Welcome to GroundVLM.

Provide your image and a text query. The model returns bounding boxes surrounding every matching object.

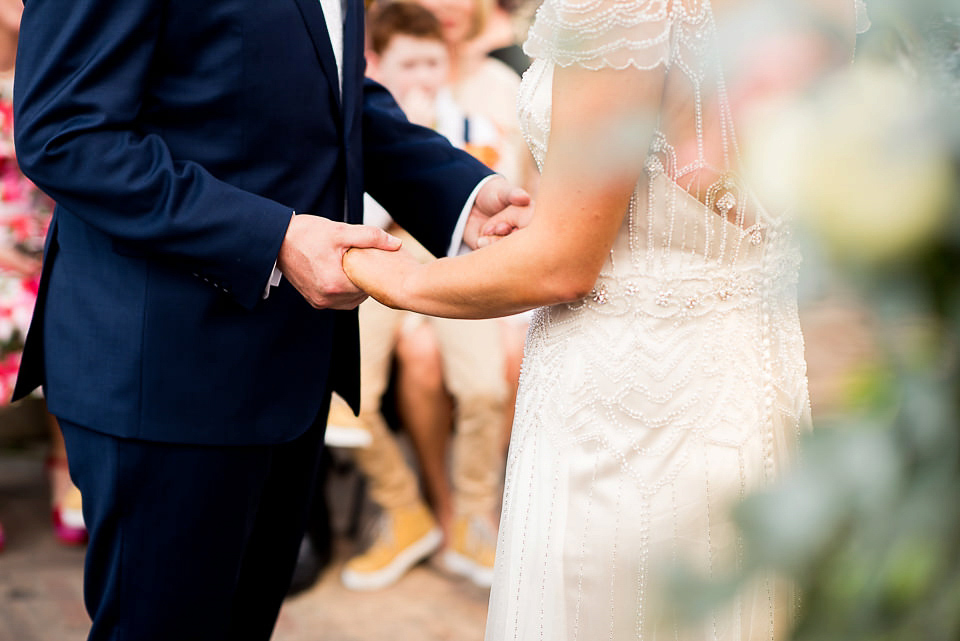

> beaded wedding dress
[485,1,870,640]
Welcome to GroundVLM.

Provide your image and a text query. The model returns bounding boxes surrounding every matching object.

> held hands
[344,176,533,310]
[277,214,401,309]
[342,177,533,312]
[342,244,420,310]
[463,175,532,249]
[283,176,531,310]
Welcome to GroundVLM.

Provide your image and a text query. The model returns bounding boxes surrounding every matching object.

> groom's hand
[277,215,401,309]
[463,176,532,250]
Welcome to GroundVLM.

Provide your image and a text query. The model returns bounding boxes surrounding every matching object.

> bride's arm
[344,63,666,319]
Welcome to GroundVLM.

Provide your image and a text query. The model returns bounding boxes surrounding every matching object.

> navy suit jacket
[12,0,493,445]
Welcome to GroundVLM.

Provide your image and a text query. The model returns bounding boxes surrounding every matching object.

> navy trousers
[59,401,330,641]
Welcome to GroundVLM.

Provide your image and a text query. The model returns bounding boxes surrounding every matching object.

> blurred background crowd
[1,0,959,639]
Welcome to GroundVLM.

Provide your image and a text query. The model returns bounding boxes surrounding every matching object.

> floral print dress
[0,75,53,402]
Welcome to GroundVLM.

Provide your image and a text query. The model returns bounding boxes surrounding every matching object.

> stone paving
[0,450,90,641]
[0,445,489,641]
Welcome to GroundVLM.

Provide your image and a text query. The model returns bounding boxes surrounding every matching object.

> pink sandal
[47,457,88,546]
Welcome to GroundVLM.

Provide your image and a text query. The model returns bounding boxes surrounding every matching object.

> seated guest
[334,2,509,591]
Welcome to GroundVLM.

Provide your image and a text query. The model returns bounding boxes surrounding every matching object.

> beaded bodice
[509,0,875,465]
[519,0,868,305]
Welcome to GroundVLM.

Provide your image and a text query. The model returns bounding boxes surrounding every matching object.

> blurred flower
[745,62,952,262]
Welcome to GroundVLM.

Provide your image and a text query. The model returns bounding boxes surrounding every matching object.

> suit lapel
[341,0,361,131]
[341,0,364,225]
[291,0,342,110]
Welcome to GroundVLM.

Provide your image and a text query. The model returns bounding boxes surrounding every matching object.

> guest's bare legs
[395,316,508,588]
[349,300,422,512]
[47,412,73,505]
[395,321,454,540]
[340,299,444,592]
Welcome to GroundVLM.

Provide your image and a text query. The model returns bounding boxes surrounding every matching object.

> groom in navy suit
[11,0,527,638]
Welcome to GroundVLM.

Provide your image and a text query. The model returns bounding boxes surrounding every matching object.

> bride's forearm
[367,222,597,319]
[346,204,630,317]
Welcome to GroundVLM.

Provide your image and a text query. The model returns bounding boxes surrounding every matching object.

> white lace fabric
[526,0,871,71]
[482,2,870,640]
[524,0,674,70]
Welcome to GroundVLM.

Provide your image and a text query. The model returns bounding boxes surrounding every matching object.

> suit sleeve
[360,78,495,258]
[13,0,293,310]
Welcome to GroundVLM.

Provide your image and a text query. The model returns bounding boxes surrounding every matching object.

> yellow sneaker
[440,516,497,588]
[341,502,442,591]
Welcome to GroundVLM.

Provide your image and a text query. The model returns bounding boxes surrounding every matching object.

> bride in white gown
[345,0,870,638]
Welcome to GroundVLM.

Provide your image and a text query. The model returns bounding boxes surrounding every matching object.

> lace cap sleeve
[523,0,675,70]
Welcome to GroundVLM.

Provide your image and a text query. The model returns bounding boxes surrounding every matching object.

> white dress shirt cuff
[447,175,497,257]
[263,262,283,299]
[263,211,295,299]
[265,176,494,299]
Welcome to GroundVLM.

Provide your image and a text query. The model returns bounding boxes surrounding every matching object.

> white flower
[0,315,14,344]
[744,63,951,262]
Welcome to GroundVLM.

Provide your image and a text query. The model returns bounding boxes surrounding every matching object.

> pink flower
[24,274,40,297]
[0,101,13,136]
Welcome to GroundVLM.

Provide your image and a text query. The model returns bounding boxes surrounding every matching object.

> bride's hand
[342,245,421,309]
